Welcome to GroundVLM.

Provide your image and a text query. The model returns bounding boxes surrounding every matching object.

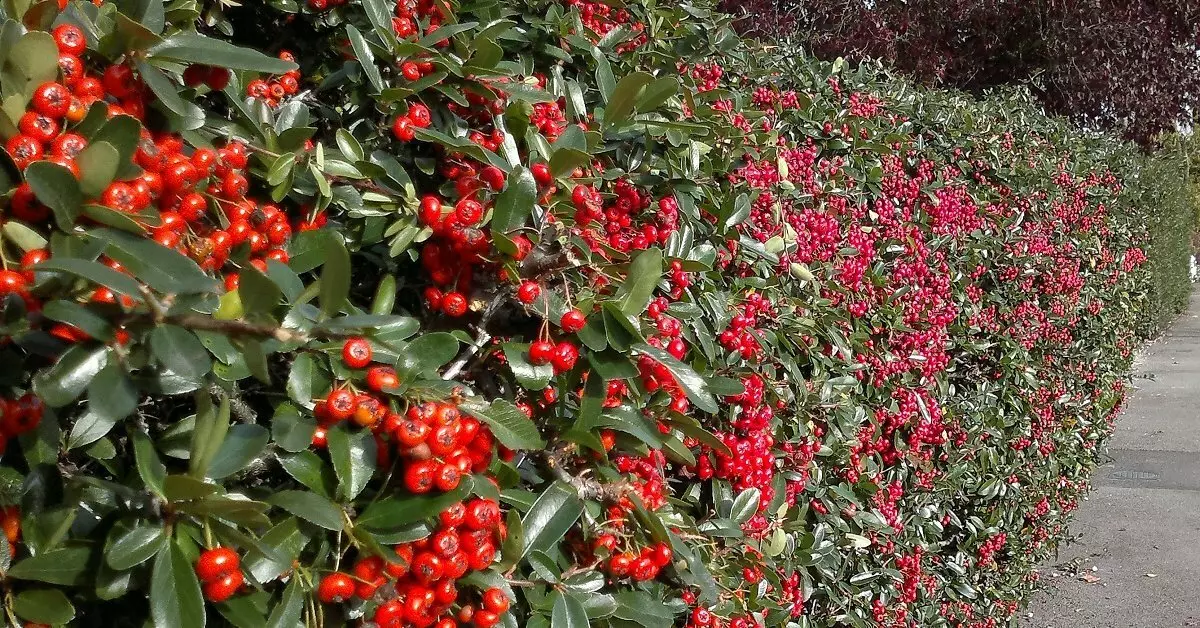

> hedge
[0,1,1182,627]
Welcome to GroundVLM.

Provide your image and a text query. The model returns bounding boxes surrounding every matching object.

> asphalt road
[1023,291,1200,628]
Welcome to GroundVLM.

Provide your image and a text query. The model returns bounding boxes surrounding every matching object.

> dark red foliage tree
[721,0,1200,146]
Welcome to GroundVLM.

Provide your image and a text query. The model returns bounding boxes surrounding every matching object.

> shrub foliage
[0,1,1177,627]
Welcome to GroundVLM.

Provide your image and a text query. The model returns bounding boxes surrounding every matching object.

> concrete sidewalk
[1023,291,1200,627]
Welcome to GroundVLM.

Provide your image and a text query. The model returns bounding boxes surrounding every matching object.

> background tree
[721,0,1200,146]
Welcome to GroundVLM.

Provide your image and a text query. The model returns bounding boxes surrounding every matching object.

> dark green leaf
[462,399,545,451]
[150,543,205,628]
[32,344,108,407]
[358,484,470,532]
[603,72,653,128]
[106,524,167,570]
[268,490,344,531]
[150,325,212,381]
[345,24,384,93]
[87,361,138,425]
[35,257,143,298]
[75,140,121,197]
[551,591,589,628]
[133,428,167,496]
[271,403,316,453]
[148,32,297,73]
[633,344,717,413]
[13,589,75,624]
[24,160,82,229]
[95,227,220,294]
[319,233,350,316]
[520,480,582,559]
[265,577,304,628]
[208,425,270,479]
[327,424,375,502]
[189,393,230,480]
[490,165,537,234]
[136,59,204,125]
[237,265,283,316]
[8,547,92,585]
[396,332,460,377]
[615,248,661,317]
[503,342,554,390]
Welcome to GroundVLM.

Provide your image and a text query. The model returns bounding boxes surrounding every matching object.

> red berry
[324,388,356,423]
[530,163,552,187]
[516,281,540,304]
[404,459,436,494]
[408,102,431,128]
[434,463,461,492]
[454,199,484,226]
[32,82,70,118]
[392,116,415,141]
[317,572,356,603]
[482,588,510,614]
[195,547,240,583]
[529,340,554,366]
[551,342,579,372]
[365,366,399,392]
[342,337,373,369]
[560,309,586,332]
[401,61,421,81]
[203,570,243,602]
[442,292,468,317]
[53,24,86,56]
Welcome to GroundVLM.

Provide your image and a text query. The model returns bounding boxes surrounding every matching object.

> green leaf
[43,300,114,342]
[244,518,307,584]
[615,248,662,317]
[32,344,108,407]
[633,344,717,413]
[603,71,653,128]
[503,342,555,390]
[637,76,680,111]
[396,332,460,377]
[490,165,537,234]
[345,24,384,93]
[208,424,270,479]
[520,480,582,559]
[36,257,143,298]
[150,325,213,381]
[148,32,297,73]
[361,0,394,40]
[327,424,375,502]
[87,361,138,425]
[548,147,591,178]
[8,547,92,585]
[90,115,142,179]
[75,140,121,197]
[189,392,230,480]
[95,227,220,294]
[13,589,75,624]
[106,524,168,570]
[462,399,545,451]
[272,403,317,453]
[265,577,304,628]
[358,484,470,531]
[319,233,350,316]
[613,591,673,627]
[268,490,344,531]
[551,591,589,628]
[730,487,761,524]
[24,160,82,229]
[133,428,167,496]
[136,59,204,126]
[236,265,283,317]
[150,543,205,628]
[286,353,329,410]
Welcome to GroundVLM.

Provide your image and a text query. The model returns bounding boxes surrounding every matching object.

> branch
[137,287,356,344]
[442,291,508,380]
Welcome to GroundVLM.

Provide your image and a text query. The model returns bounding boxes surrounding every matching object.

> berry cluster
[317,498,508,627]
[194,547,244,603]
[245,52,302,107]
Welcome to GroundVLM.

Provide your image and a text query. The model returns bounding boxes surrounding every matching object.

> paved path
[1023,290,1200,627]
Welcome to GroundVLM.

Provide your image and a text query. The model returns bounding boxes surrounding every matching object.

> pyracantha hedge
[0,0,1171,627]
